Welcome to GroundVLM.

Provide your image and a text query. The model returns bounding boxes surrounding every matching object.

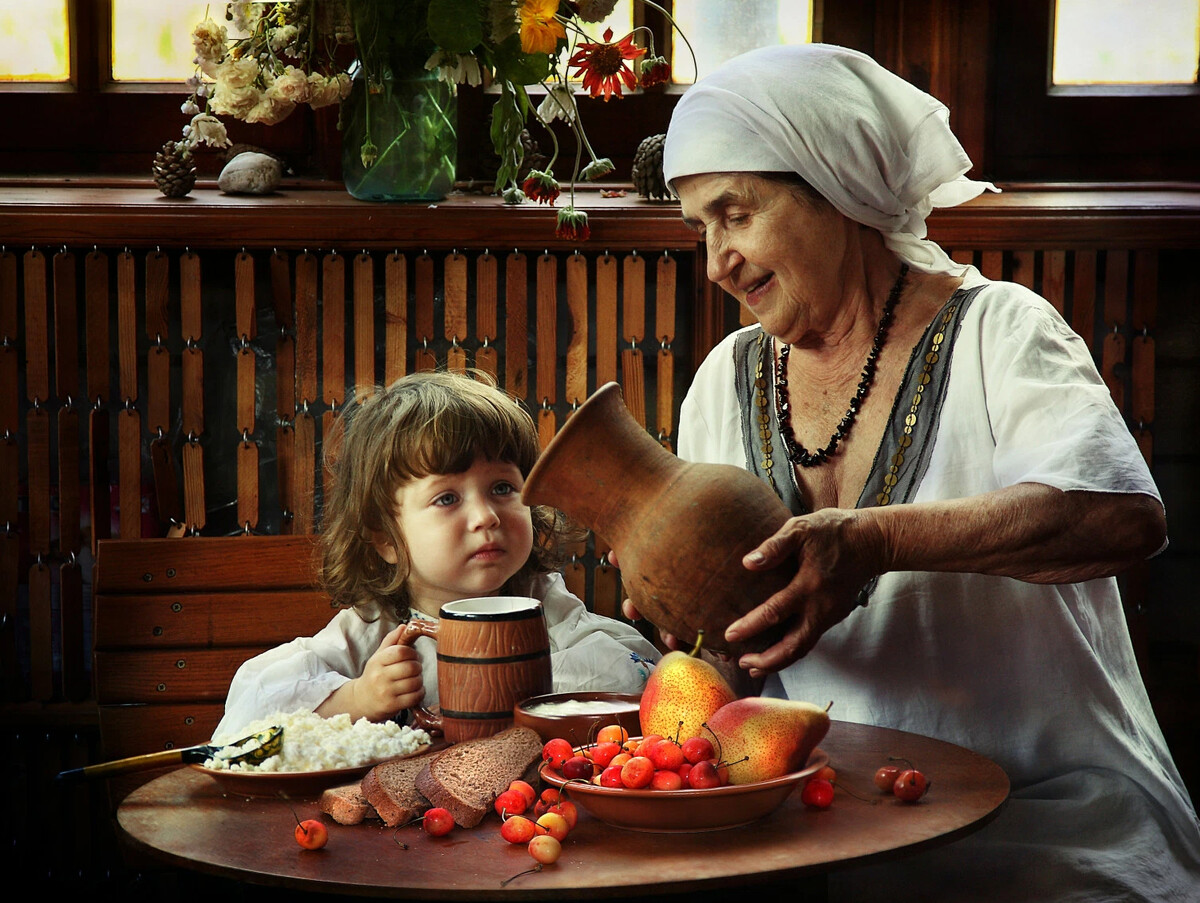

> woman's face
[676,172,853,344]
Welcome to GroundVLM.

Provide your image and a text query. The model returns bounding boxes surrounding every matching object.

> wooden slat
[88,408,112,552]
[93,591,332,648]
[0,533,17,700]
[23,249,49,403]
[150,435,181,530]
[27,406,51,555]
[354,252,375,395]
[277,422,295,531]
[565,252,588,406]
[1104,250,1129,328]
[415,252,437,372]
[53,249,79,401]
[385,251,407,385]
[596,253,618,386]
[1042,250,1066,315]
[99,704,227,758]
[476,252,498,379]
[293,411,316,533]
[656,252,677,444]
[446,251,468,372]
[237,439,258,531]
[58,406,81,553]
[94,647,277,704]
[322,251,346,405]
[505,252,528,400]
[1132,249,1157,331]
[536,252,558,406]
[118,408,141,538]
[180,251,203,438]
[148,344,170,435]
[979,250,1002,281]
[269,250,293,330]
[60,560,87,701]
[181,438,206,532]
[1010,249,1035,291]
[622,252,647,427]
[117,251,137,402]
[95,536,320,593]
[1071,250,1097,347]
[144,250,169,343]
[29,561,52,700]
[295,252,319,405]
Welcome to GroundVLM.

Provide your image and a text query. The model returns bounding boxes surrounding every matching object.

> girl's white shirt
[213,572,657,744]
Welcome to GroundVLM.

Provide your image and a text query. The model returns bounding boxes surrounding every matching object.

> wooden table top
[116,720,1009,900]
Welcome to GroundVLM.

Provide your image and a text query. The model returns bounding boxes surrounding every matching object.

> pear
[703,697,831,785]
[639,631,737,741]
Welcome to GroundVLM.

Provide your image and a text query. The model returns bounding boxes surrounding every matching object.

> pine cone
[153,140,196,198]
[632,133,668,200]
[516,129,548,184]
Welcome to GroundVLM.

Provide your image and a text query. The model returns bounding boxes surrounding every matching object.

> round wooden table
[116,720,1008,900]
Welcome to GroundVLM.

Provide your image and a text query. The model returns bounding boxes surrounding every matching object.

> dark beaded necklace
[774,264,908,467]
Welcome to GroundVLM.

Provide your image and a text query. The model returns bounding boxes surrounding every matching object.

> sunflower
[519,0,566,55]
[568,28,646,101]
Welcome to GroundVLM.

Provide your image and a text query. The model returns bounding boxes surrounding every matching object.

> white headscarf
[662,43,998,275]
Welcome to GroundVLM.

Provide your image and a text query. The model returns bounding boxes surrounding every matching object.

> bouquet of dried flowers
[174,0,691,239]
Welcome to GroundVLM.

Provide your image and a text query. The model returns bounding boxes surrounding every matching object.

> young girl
[214,371,658,742]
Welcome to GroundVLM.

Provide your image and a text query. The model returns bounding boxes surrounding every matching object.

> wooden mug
[398,596,553,743]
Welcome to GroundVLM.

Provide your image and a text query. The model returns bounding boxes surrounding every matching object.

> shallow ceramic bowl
[513,691,641,745]
[539,745,829,833]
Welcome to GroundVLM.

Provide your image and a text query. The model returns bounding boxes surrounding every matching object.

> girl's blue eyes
[431,482,518,507]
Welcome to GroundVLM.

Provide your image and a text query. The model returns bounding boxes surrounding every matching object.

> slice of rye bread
[415,727,544,828]
[360,750,439,827]
[319,782,376,826]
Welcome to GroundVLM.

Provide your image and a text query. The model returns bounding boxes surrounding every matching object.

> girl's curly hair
[319,370,571,621]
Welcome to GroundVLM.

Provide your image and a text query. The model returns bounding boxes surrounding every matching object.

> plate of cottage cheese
[192,711,432,798]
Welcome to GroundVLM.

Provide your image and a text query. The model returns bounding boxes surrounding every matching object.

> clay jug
[523,382,794,656]
[399,596,552,742]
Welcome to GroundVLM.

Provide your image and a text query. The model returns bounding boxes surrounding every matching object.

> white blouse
[679,268,1200,901]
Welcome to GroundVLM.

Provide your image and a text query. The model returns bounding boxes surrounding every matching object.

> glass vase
[340,67,457,202]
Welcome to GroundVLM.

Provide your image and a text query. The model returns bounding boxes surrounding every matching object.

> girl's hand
[350,624,425,722]
[725,507,884,677]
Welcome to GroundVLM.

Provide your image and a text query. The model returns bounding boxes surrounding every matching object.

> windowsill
[1,177,1198,250]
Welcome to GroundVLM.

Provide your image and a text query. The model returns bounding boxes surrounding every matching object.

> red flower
[555,207,591,241]
[568,28,645,101]
[639,55,670,88]
[522,169,560,205]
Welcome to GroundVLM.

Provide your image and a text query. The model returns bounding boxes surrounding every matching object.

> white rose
[245,96,294,125]
[188,113,232,148]
[215,57,261,90]
[268,66,310,104]
[269,24,300,53]
[191,18,227,65]
[210,82,260,119]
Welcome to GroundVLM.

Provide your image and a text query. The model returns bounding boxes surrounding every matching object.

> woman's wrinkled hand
[726,507,885,677]
[352,624,425,721]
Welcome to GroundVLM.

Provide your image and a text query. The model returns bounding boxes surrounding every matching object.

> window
[1052,0,1200,87]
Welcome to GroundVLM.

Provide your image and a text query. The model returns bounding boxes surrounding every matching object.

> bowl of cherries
[537,728,829,833]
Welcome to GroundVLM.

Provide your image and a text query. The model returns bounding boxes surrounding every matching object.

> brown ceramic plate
[539,746,829,833]
[190,744,437,799]
[513,691,641,744]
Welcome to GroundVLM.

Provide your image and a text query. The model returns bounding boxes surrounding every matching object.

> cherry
[650,769,684,791]
[422,807,455,836]
[509,779,537,807]
[609,752,632,769]
[874,764,903,792]
[294,818,328,850]
[801,778,835,809]
[647,739,685,771]
[813,765,837,784]
[599,765,624,787]
[494,788,528,817]
[562,754,594,780]
[680,736,715,764]
[542,738,573,769]
[536,811,570,841]
[687,760,722,789]
[620,756,655,789]
[500,814,538,844]
[547,799,579,830]
[634,734,664,758]
[528,834,562,865]
[893,769,929,802]
[589,741,622,767]
[596,724,629,745]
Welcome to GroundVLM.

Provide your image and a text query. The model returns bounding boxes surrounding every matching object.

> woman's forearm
[863,483,1165,584]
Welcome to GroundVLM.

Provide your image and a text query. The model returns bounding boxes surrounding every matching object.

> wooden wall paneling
[620,252,647,427]
[385,252,408,385]
[655,252,677,450]
[475,252,498,379]
[353,252,375,395]
[445,251,469,373]
[595,254,618,387]
[26,249,53,697]
[979,250,1003,281]
[1101,251,1129,414]
[271,252,296,425]
[146,251,180,533]
[1071,250,1097,350]
[1130,251,1157,463]
[565,252,588,407]
[116,252,140,538]
[0,250,17,698]
[1011,249,1035,291]
[289,253,318,534]
[415,253,437,372]
[1043,250,1066,315]
[84,248,111,545]
[293,408,315,534]
[235,252,258,533]
[179,252,203,440]
[536,252,558,448]
[504,252,528,400]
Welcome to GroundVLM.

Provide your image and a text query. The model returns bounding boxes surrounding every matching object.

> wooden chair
[92,535,336,799]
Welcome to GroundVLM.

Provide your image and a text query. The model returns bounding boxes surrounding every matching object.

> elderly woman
[652,43,1200,901]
